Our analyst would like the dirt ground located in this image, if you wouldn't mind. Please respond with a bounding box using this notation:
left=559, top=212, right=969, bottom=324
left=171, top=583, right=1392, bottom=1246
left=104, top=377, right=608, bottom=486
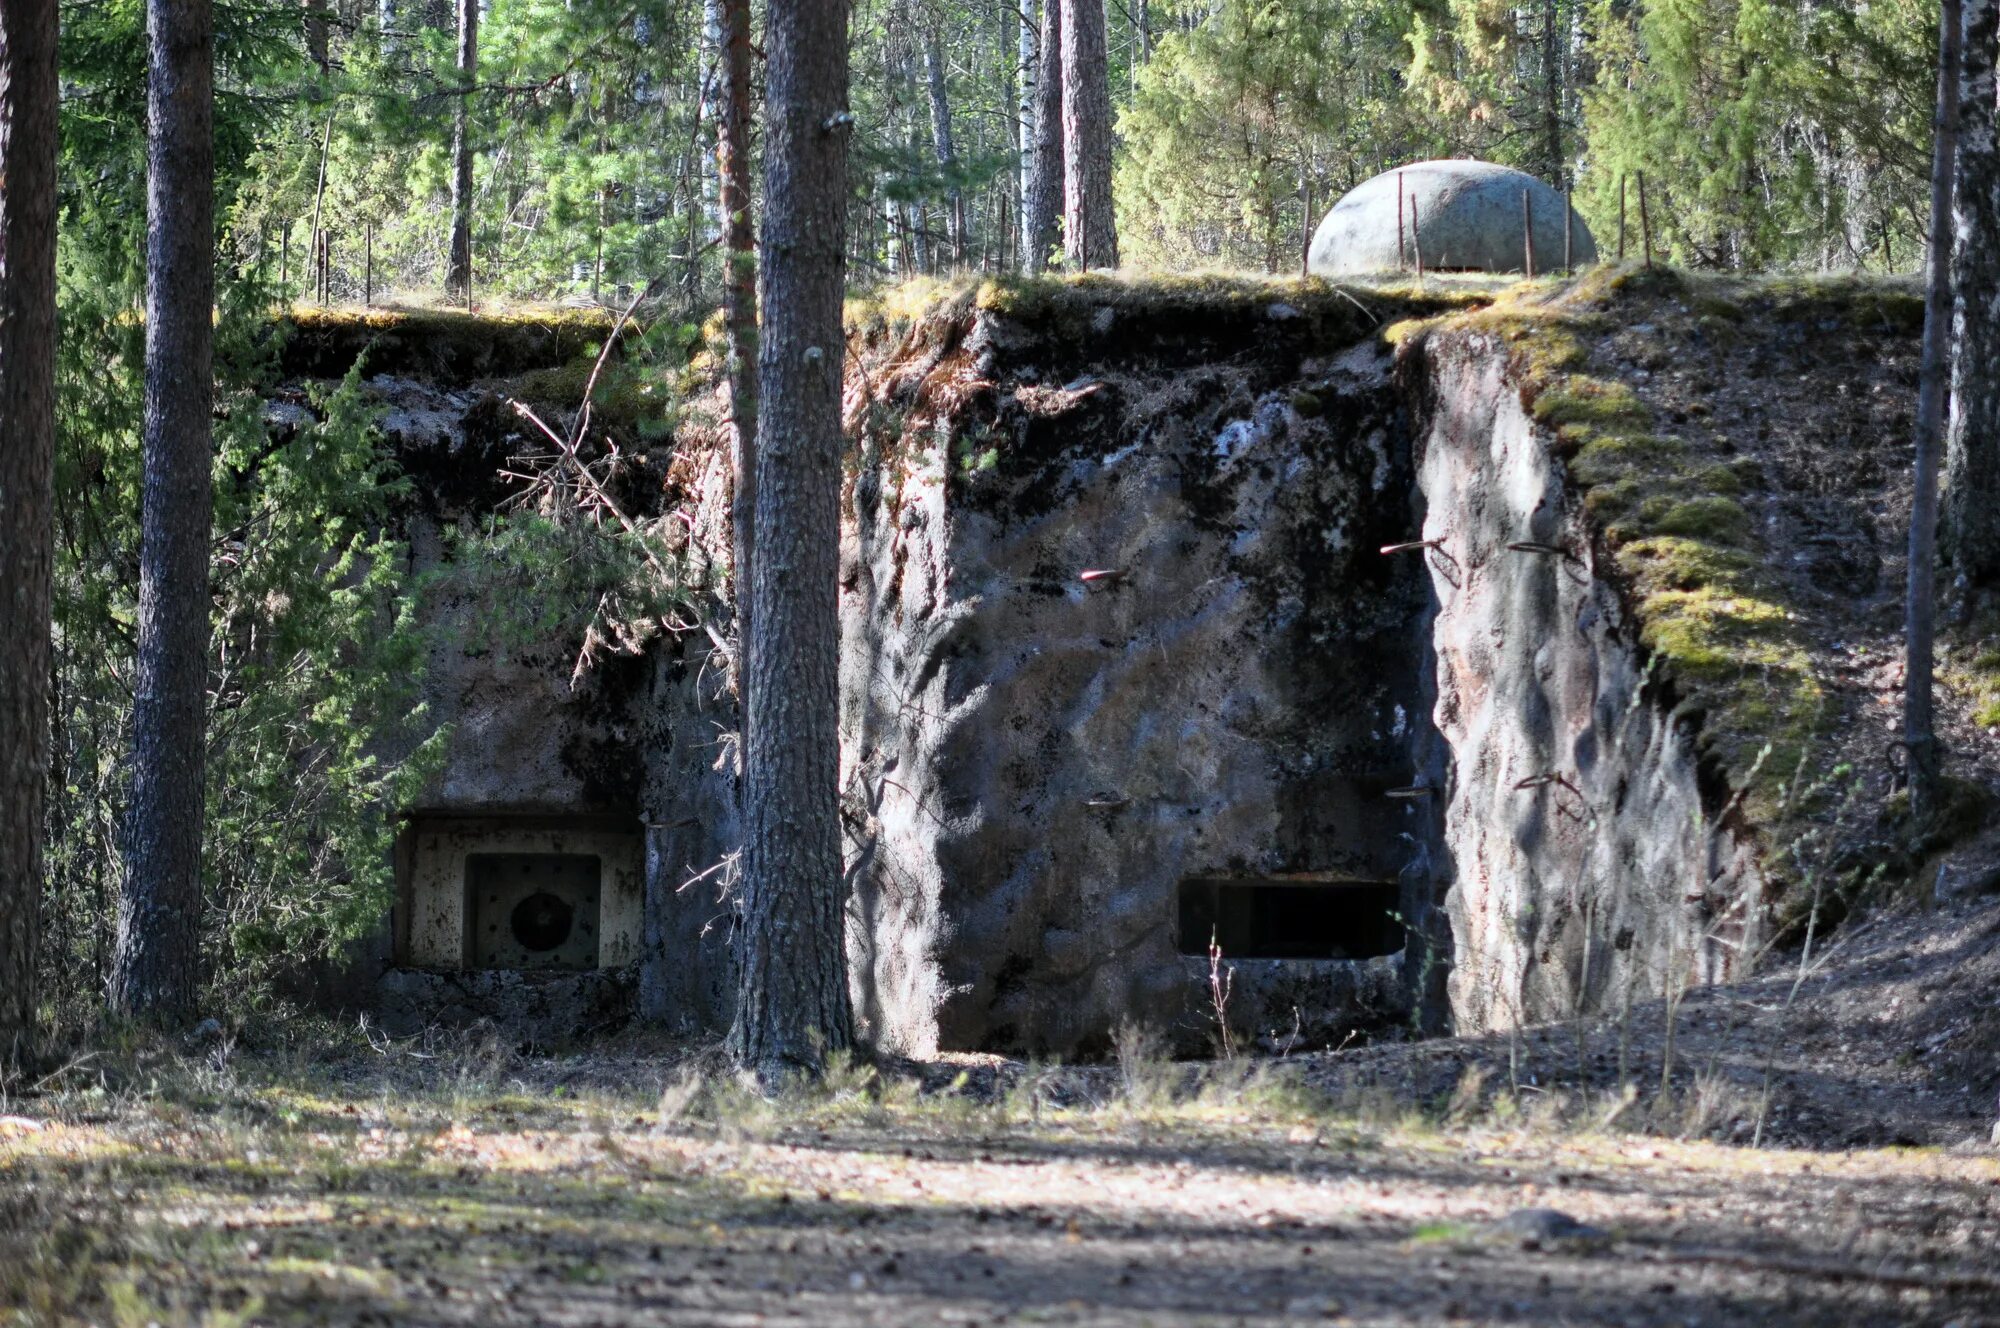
left=6, top=899, right=2000, bottom=1327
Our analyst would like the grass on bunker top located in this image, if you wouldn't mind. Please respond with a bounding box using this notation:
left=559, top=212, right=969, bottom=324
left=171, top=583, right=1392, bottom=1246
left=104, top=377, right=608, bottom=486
left=7, top=900, right=2000, bottom=1327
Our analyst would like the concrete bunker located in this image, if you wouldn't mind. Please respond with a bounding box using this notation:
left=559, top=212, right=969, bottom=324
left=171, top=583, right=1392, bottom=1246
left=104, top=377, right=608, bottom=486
left=394, top=814, right=644, bottom=972
left=296, top=292, right=1763, bottom=1055
left=837, top=294, right=1455, bottom=1057
left=1308, top=159, right=1597, bottom=276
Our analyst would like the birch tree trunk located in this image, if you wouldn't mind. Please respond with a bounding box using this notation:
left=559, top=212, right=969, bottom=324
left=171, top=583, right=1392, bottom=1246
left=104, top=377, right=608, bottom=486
left=1060, top=0, right=1116, bottom=269
left=1023, top=0, right=1063, bottom=271
left=728, top=0, right=856, bottom=1082
left=1016, top=0, right=1038, bottom=269
left=1907, top=0, right=1965, bottom=827
left=1946, top=0, right=2000, bottom=590
left=113, top=0, right=214, bottom=1022
left=0, top=0, right=59, bottom=1059
left=445, top=0, right=478, bottom=304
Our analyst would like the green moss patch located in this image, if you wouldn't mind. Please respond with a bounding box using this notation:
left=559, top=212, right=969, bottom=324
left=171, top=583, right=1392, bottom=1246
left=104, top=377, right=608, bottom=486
left=1429, top=269, right=1840, bottom=835
left=277, top=305, right=618, bottom=380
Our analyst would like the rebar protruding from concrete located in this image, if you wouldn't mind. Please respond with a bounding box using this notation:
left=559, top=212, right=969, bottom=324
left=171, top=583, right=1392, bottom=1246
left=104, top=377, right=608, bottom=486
left=1523, top=188, right=1535, bottom=279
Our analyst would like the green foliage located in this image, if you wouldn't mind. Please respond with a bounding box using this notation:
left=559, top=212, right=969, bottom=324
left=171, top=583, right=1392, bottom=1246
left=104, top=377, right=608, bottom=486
left=44, top=276, right=443, bottom=1020
left=1579, top=0, right=1934, bottom=269
left=425, top=507, right=708, bottom=667
left=43, top=19, right=447, bottom=1018
left=1117, top=0, right=1447, bottom=272
left=233, top=0, right=711, bottom=305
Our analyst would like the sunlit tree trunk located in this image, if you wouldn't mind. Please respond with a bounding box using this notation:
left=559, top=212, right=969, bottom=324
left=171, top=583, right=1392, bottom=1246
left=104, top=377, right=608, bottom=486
left=113, top=0, right=214, bottom=1023
left=1023, top=0, right=1062, bottom=271
left=717, top=0, right=758, bottom=731
left=1908, top=0, right=1966, bottom=827
left=1016, top=0, right=1038, bottom=269
left=1060, top=0, right=1116, bottom=269
left=0, top=0, right=59, bottom=1060
left=445, top=0, right=477, bottom=304
left=728, top=0, right=856, bottom=1082
left=925, top=33, right=965, bottom=266
left=1947, top=0, right=2000, bottom=590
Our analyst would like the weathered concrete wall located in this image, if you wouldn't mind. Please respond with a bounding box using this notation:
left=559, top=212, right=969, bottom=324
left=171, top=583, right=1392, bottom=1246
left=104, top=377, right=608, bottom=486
left=834, top=289, right=1764, bottom=1055
left=839, top=295, right=1449, bottom=1057
left=297, top=297, right=1774, bottom=1051
left=1407, top=329, right=1763, bottom=1032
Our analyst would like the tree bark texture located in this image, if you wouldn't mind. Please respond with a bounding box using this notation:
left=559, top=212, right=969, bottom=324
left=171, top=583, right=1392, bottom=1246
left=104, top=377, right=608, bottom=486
left=113, top=0, right=214, bottom=1023
left=717, top=0, right=759, bottom=736
left=925, top=34, right=965, bottom=265
left=1907, top=0, right=1964, bottom=826
left=728, top=0, right=856, bottom=1079
left=1015, top=0, right=1037, bottom=269
left=1947, top=0, right=2000, bottom=587
left=0, top=0, right=58, bottom=1058
left=1023, top=0, right=1062, bottom=271
left=1059, top=0, right=1116, bottom=269
left=1540, top=0, right=1563, bottom=186
left=302, top=0, right=328, bottom=71
left=445, top=0, right=478, bottom=304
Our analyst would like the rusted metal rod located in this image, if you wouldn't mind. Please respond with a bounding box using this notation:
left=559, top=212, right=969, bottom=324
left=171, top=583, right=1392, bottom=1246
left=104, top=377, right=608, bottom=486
left=1397, top=171, right=1407, bottom=270
left=1412, top=194, right=1424, bottom=279
left=1564, top=190, right=1574, bottom=274
left=1638, top=171, right=1654, bottom=268
left=1618, top=175, right=1628, bottom=261
left=1523, top=188, right=1535, bottom=279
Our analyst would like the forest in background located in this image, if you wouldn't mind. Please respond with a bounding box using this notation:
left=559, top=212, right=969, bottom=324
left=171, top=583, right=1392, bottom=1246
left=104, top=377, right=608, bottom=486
left=217, top=0, right=1939, bottom=307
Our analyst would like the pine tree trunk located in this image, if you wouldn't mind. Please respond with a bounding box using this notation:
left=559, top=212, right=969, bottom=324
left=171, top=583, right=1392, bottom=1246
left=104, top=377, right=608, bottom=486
left=1540, top=0, right=1563, bottom=185
left=728, top=0, right=855, bottom=1082
left=302, top=0, right=328, bottom=72
left=924, top=35, right=965, bottom=266
left=445, top=0, right=477, bottom=304
left=1016, top=0, right=1038, bottom=269
left=718, top=0, right=759, bottom=737
left=113, top=0, right=214, bottom=1023
left=1023, top=0, right=1063, bottom=271
left=1947, top=0, right=2000, bottom=590
left=0, top=0, right=59, bottom=1060
left=1060, top=0, right=1116, bottom=270
left=1908, top=0, right=1965, bottom=827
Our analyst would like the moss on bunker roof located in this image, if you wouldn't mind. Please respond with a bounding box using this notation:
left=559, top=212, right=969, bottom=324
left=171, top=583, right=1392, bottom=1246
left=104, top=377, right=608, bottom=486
left=278, top=304, right=619, bottom=380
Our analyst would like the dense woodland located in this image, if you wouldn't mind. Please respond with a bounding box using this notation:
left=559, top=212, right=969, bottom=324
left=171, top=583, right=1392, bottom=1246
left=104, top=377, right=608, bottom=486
left=205, top=0, right=1941, bottom=296
left=0, top=0, right=1987, bottom=1075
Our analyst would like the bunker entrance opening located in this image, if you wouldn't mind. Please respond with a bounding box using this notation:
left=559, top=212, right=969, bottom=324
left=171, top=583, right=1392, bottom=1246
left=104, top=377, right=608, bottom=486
left=1177, top=876, right=1404, bottom=960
